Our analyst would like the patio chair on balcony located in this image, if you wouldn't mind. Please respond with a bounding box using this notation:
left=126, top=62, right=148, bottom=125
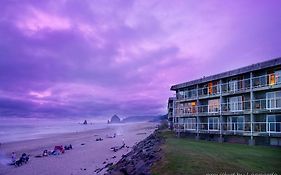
left=254, top=80, right=260, bottom=87
left=255, top=125, right=261, bottom=132
left=245, top=125, right=250, bottom=131
left=255, top=103, right=260, bottom=109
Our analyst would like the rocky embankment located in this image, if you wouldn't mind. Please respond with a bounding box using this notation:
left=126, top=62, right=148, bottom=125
left=106, top=129, right=164, bottom=175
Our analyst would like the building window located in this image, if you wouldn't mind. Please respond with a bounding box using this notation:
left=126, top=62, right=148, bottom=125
left=228, top=116, right=244, bottom=131
left=188, top=89, right=197, bottom=98
left=267, top=70, right=281, bottom=86
left=186, top=118, right=196, bottom=130
left=208, top=99, right=220, bottom=113
left=208, top=117, right=219, bottom=130
left=229, top=96, right=243, bottom=112
left=266, top=115, right=281, bottom=133
left=266, top=91, right=281, bottom=109
left=208, top=82, right=213, bottom=94
left=187, top=101, right=197, bottom=114
left=208, top=81, right=219, bottom=95
left=276, top=70, right=281, bottom=84
left=269, top=73, right=276, bottom=85
left=228, top=80, right=238, bottom=92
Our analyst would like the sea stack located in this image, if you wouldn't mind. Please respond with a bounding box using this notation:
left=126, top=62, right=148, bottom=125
left=109, top=114, right=121, bottom=123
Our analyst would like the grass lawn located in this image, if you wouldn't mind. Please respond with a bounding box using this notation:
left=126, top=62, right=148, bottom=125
left=152, top=131, right=281, bottom=175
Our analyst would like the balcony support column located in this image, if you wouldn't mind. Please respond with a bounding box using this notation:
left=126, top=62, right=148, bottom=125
left=172, top=99, right=176, bottom=130
left=196, top=84, right=200, bottom=140
left=249, top=72, right=255, bottom=145
left=219, top=80, right=223, bottom=143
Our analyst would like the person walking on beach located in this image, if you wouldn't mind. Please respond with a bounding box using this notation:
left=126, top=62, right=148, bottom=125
left=11, top=152, right=16, bottom=163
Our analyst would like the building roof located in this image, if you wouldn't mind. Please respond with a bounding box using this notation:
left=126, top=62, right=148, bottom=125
left=170, top=57, right=281, bottom=91
left=168, top=97, right=176, bottom=101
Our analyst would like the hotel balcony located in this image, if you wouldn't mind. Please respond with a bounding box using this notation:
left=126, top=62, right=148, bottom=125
left=175, top=73, right=281, bottom=102
left=174, top=122, right=281, bottom=137
left=221, top=78, right=251, bottom=95
left=174, top=97, right=281, bottom=117
left=252, top=73, right=281, bottom=90
left=197, top=85, right=220, bottom=99
left=221, top=101, right=251, bottom=115
left=175, top=107, right=197, bottom=117
left=253, top=97, right=281, bottom=113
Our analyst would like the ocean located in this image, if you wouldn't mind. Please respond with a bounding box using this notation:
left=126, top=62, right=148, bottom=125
left=0, top=117, right=108, bottom=143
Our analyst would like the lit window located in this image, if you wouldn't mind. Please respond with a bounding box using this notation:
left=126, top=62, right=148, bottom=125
left=208, top=82, right=213, bottom=94
left=269, top=73, right=275, bottom=85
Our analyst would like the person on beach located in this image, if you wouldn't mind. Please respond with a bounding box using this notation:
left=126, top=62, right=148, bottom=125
left=11, top=152, right=16, bottom=163
left=43, top=150, right=48, bottom=156
left=122, top=138, right=125, bottom=145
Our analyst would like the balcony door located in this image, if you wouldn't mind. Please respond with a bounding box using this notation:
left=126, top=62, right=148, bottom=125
left=228, top=116, right=244, bottom=131
left=208, top=99, right=220, bottom=113
left=229, top=80, right=238, bottom=92
left=229, top=96, right=243, bottom=112
left=266, top=91, right=281, bottom=110
left=266, top=115, right=281, bottom=133
left=266, top=115, right=276, bottom=132
left=208, top=117, right=219, bottom=131
left=268, top=70, right=281, bottom=86
left=186, top=118, right=196, bottom=130
left=276, top=70, right=281, bottom=84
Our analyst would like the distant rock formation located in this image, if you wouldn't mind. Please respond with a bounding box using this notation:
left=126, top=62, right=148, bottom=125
left=109, top=114, right=121, bottom=124
left=83, top=120, right=88, bottom=125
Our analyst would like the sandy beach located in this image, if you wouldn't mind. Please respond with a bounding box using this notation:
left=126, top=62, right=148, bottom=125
left=0, top=122, right=157, bottom=175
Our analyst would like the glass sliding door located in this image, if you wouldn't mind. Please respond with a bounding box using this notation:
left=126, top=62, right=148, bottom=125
left=208, top=99, right=220, bottom=113
left=228, top=116, right=244, bottom=131
left=267, top=115, right=276, bottom=132
left=266, top=91, right=281, bottom=109
left=229, top=96, right=243, bottom=112
left=208, top=117, right=219, bottom=131
left=229, top=80, right=238, bottom=92
left=187, top=118, right=196, bottom=130
left=275, top=70, right=281, bottom=85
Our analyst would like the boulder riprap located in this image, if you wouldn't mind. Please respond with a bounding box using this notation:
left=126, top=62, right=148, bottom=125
left=106, top=129, right=164, bottom=175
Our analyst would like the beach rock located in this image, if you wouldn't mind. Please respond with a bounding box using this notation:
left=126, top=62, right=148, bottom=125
left=109, top=115, right=121, bottom=123
left=106, top=129, right=164, bottom=175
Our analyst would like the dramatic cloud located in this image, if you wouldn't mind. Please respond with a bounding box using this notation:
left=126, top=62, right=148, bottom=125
left=0, top=0, right=281, bottom=119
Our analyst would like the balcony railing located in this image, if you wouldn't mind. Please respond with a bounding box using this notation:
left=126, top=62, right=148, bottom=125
left=252, top=73, right=281, bottom=89
left=175, top=74, right=281, bottom=101
left=174, top=97, right=281, bottom=117
left=253, top=97, right=281, bottom=111
left=221, top=101, right=251, bottom=113
left=174, top=122, right=281, bottom=135
left=198, top=85, right=220, bottom=97
left=221, top=78, right=251, bottom=94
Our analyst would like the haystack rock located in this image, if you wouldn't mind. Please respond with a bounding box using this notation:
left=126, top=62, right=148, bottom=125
left=109, top=115, right=121, bottom=123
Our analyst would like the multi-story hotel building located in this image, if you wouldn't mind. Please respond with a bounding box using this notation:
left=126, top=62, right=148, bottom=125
left=168, top=58, right=281, bottom=146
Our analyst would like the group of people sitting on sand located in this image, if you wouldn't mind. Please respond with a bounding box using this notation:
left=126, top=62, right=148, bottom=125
left=39, top=144, right=73, bottom=156
left=10, top=144, right=73, bottom=167
left=11, top=152, right=29, bottom=167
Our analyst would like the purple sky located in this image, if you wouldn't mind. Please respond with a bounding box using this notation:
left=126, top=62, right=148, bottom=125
left=1, top=0, right=281, bottom=119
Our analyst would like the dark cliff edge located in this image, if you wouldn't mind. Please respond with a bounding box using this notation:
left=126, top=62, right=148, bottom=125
left=106, top=129, right=165, bottom=175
